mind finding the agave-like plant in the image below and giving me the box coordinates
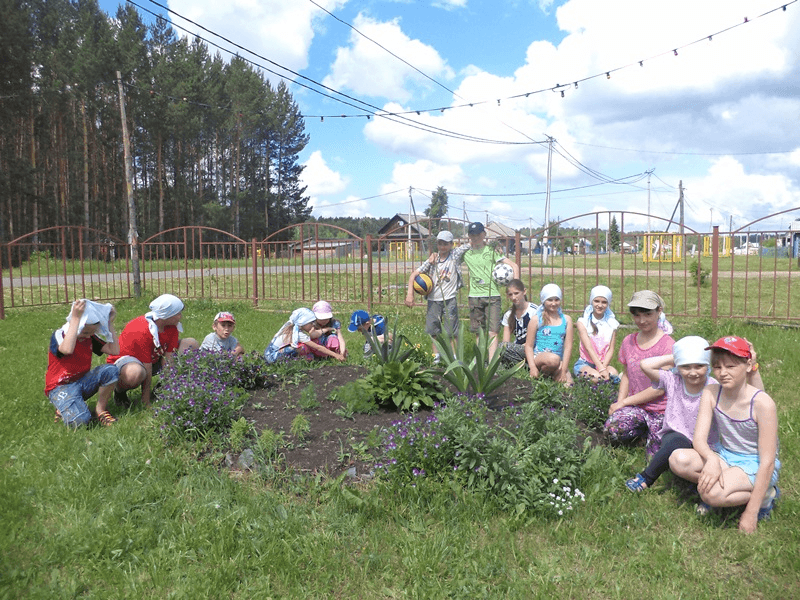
[365,313,416,364]
[433,324,526,395]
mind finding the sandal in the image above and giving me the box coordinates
[625,473,648,492]
[97,410,117,427]
[757,486,780,521]
[696,502,715,516]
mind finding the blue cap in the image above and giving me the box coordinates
[348,310,370,332]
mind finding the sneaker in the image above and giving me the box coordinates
[757,486,780,521]
[114,388,130,408]
[625,473,648,492]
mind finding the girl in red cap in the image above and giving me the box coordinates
[669,337,779,533]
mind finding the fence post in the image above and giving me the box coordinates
[251,238,258,307]
[366,234,373,313]
[515,231,521,273]
[711,225,719,321]
[0,243,5,319]
[60,227,69,303]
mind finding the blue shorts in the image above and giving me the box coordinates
[48,364,119,428]
[715,445,780,487]
[573,357,594,375]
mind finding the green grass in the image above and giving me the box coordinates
[1,302,798,598]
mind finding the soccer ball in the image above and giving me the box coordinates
[413,273,434,295]
[491,263,514,286]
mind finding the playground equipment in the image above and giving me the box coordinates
[642,232,683,263]
[702,235,733,257]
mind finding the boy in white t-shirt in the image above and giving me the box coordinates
[200,312,244,357]
[405,230,466,363]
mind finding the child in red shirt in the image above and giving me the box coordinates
[46,299,120,427]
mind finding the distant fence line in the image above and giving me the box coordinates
[2,212,799,323]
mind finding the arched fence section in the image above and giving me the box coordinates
[2,210,799,322]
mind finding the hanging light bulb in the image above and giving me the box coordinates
[574,82,578,89]
[606,72,611,79]
[320,116,324,122]
[560,90,565,98]
[639,61,644,67]
[497,99,501,106]
[673,49,678,56]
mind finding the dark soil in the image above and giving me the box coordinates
[240,364,539,479]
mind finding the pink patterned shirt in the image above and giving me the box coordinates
[619,332,675,413]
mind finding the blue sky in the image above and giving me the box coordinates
[100,0,800,233]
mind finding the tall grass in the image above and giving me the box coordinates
[1,301,797,598]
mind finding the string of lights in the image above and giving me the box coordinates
[133,0,547,146]
[295,0,796,119]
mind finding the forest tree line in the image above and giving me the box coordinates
[0,0,311,245]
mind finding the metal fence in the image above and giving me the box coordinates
[3,211,799,322]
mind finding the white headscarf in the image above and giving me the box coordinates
[672,336,711,368]
[56,299,114,343]
[290,308,316,347]
[537,283,564,322]
[145,294,184,348]
[580,285,619,330]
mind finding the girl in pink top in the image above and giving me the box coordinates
[603,290,675,458]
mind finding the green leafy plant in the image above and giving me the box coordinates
[365,361,448,411]
[290,414,311,442]
[433,324,526,396]
[327,380,380,417]
[299,383,320,411]
[229,417,253,453]
[255,427,284,462]
[690,258,709,286]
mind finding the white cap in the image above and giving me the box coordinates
[437,230,454,242]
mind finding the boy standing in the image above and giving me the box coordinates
[405,230,464,363]
[201,312,244,357]
[461,222,519,359]
[45,299,120,427]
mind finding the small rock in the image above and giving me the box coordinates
[346,466,357,478]
[224,453,235,469]
[237,449,255,470]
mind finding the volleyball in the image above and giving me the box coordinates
[413,273,434,295]
[492,263,514,286]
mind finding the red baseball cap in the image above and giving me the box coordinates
[214,311,235,323]
[706,336,751,359]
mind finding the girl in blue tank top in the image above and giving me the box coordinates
[525,283,573,385]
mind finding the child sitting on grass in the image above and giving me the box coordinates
[669,336,778,533]
[498,279,538,366]
[200,312,244,357]
[525,283,573,384]
[309,300,346,358]
[45,299,120,427]
[574,285,620,382]
[264,308,345,364]
[348,310,391,358]
[625,336,718,492]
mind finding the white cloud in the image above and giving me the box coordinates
[322,14,455,101]
[433,0,468,9]
[302,151,349,196]
[167,0,347,77]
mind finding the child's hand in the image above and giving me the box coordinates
[71,299,86,319]
[744,338,757,365]
[738,511,758,534]
[697,457,722,495]
[608,399,624,415]
[404,292,414,308]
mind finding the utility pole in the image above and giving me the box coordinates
[647,172,651,236]
[407,186,412,258]
[543,135,553,265]
[679,180,684,236]
[117,71,141,297]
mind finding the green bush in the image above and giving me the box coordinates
[365,361,448,411]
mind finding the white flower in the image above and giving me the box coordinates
[558,510,563,516]
[553,478,559,484]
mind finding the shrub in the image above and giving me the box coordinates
[533,377,617,431]
[365,361,448,411]
[153,350,252,442]
[690,258,709,286]
[375,395,590,517]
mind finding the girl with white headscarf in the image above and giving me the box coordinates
[524,283,574,384]
[264,308,346,364]
[574,285,620,381]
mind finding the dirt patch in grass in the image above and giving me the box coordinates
[240,364,540,479]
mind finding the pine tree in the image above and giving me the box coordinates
[424,186,448,235]
[609,216,620,252]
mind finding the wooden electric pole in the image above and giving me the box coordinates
[117,71,141,297]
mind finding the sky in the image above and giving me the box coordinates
[101,0,800,234]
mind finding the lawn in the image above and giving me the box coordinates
[1,299,798,598]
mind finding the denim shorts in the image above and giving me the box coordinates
[715,445,781,487]
[573,357,594,375]
[48,364,119,428]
